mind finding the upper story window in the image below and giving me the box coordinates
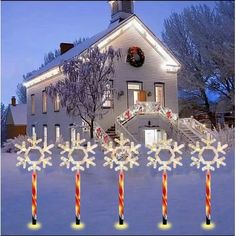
[54,93,60,112]
[42,90,47,113]
[155,83,165,107]
[102,80,113,108]
[31,94,35,115]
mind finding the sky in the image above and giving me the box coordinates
[1,1,215,105]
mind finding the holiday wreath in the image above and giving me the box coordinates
[127,46,145,67]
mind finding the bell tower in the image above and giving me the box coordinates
[109,0,134,24]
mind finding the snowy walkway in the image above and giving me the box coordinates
[1,146,234,235]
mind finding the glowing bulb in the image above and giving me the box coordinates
[114,222,129,230]
[27,222,42,230]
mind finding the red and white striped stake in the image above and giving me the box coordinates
[32,171,37,225]
[162,171,168,225]
[75,171,81,225]
[118,170,124,225]
[206,170,211,225]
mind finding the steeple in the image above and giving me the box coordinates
[108,0,134,24]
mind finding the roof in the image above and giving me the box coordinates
[8,104,27,125]
[26,15,133,82]
[25,14,180,85]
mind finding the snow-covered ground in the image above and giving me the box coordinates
[1,145,235,235]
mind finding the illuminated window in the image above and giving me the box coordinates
[128,83,141,90]
[127,82,142,106]
[69,124,76,143]
[42,91,47,113]
[54,93,60,112]
[43,125,47,145]
[32,125,36,136]
[155,83,165,107]
[31,94,35,115]
[55,124,60,142]
[102,81,113,108]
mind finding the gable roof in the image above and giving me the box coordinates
[7,104,27,125]
[24,14,180,87]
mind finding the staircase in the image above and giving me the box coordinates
[94,102,216,145]
[106,125,120,141]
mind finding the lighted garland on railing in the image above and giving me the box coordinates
[116,102,178,125]
[94,126,111,145]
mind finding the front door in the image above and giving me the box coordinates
[144,129,165,146]
[127,82,142,108]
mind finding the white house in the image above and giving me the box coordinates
[24,1,213,145]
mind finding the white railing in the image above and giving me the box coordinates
[116,102,178,125]
[94,122,112,145]
[115,120,138,143]
[179,117,216,140]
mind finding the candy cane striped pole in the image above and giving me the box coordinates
[75,171,81,225]
[206,170,211,225]
[118,170,124,225]
[32,171,37,225]
[162,171,168,225]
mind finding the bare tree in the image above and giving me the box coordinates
[162,2,235,127]
[46,46,121,139]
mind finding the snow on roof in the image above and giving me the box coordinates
[25,14,180,84]
[9,104,27,125]
[26,15,134,82]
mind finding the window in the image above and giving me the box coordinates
[69,124,76,143]
[155,83,165,107]
[42,91,47,113]
[55,124,60,142]
[31,94,35,115]
[127,82,142,107]
[43,125,48,145]
[102,81,113,108]
[128,83,142,90]
[32,125,36,137]
[54,93,60,112]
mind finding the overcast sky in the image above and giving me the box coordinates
[1,1,215,105]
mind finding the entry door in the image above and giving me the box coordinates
[127,82,142,108]
[145,129,164,146]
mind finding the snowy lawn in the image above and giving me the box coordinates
[1,146,235,235]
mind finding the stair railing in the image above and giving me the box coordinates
[180,117,216,140]
[115,120,138,143]
[94,122,112,146]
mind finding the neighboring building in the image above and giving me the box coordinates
[24,0,182,145]
[6,97,27,139]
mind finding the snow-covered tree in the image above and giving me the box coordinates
[162,2,234,127]
[46,46,121,139]
[1,103,8,145]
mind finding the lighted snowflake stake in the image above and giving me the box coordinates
[147,133,184,171]
[189,133,227,171]
[15,134,54,171]
[58,133,97,226]
[146,133,184,226]
[189,133,228,226]
[15,134,54,226]
[103,133,141,226]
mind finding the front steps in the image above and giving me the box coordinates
[106,125,120,141]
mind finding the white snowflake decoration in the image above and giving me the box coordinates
[189,133,228,171]
[147,133,184,171]
[59,133,97,171]
[15,134,54,171]
[103,133,141,171]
